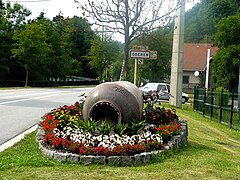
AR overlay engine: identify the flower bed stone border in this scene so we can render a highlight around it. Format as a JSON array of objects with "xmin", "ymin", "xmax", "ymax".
[{"xmin": 36, "ymin": 120, "xmax": 188, "ymax": 166}]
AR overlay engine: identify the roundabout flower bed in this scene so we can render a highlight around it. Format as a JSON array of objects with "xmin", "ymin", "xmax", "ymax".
[{"xmin": 36, "ymin": 101, "xmax": 188, "ymax": 166}]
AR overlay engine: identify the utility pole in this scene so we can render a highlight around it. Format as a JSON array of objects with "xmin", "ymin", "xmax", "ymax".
[{"xmin": 169, "ymin": 0, "xmax": 185, "ymax": 108}]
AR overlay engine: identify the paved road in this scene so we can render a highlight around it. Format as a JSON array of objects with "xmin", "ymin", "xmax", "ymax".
[{"xmin": 0, "ymin": 87, "xmax": 93, "ymax": 145}]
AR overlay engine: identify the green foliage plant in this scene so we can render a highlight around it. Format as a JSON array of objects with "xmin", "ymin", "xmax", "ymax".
[
  {"xmin": 126, "ymin": 119, "xmax": 146, "ymax": 136},
  {"xmin": 143, "ymin": 101, "xmax": 178, "ymax": 126},
  {"xmin": 211, "ymin": 13, "xmax": 240, "ymax": 90},
  {"xmin": 115, "ymin": 123, "xmax": 128, "ymax": 136},
  {"xmin": 82, "ymin": 118, "xmax": 99, "ymax": 134},
  {"xmin": 97, "ymin": 120, "xmax": 115, "ymax": 135}
]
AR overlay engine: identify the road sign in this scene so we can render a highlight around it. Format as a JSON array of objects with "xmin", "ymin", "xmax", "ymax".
[
  {"xmin": 138, "ymin": 59, "xmax": 144, "ymax": 64},
  {"xmin": 129, "ymin": 50, "xmax": 150, "ymax": 59},
  {"xmin": 149, "ymin": 51, "xmax": 157, "ymax": 59},
  {"xmin": 131, "ymin": 45, "xmax": 158, "ymax": 86},
  {"xmin": 133, "ymin": 45, "xmax": 148, "ymax": 50}
]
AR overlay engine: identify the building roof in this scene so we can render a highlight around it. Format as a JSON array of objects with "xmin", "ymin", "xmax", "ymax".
[{"xmin": 183, "ymin": 43, "xmax": 218, "ymax": 71}]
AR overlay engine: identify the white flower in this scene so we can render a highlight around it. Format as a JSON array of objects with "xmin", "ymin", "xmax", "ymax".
[
  {"xmin": 96, "ymin": 135, "xmax": 102, "ymax": 141},
  {"xmin": 103, "ymin": 135, "xmax": 109, "ymax": 140},
  {"xmin": 52, "ymin": 127, "xmax": 164, "ymax": 150}
]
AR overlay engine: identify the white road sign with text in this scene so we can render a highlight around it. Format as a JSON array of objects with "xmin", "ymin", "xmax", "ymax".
[{"xmin": 129, "ymin": 50, "xmax": 150, "ymax": 59}]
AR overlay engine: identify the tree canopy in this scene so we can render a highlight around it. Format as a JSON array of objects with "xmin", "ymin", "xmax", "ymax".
[
  {"xmin": 184, "ymin": 0, "xmax": 240, "ymax": 90},
  {"xmin": 211, "ymin": 13, "xmax": 240, "ymax": 90},
  {"xmin": 2, "ymin": 0, "xmax": 240, "ymax": 88},
  {"xmin": 0, "ymin": 2, "xmax": 103, "ymax": 84},
  {"xmin": 184, "ymin": 0, "xmax": 240, "ymax": 43},
  {"xmin": 131, "ymin": 28, "xmax": 173, "ymax": 84},
  {"xmin": 75, "ymin": 0, "xmax": 181, "ymax": 80},
  {"xmin": 86, "ymin": 35, "xmax": 122, "ymax": 81}
]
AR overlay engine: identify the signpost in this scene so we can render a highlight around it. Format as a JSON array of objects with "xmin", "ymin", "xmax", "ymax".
[
  {"xmin": 129, "ymin": 51, "xmax": 150, "ymax": 59},
  {"xmin": 129, "ymin": 46, "xmax": 157, "ymax": 85},
  {"xmin": 149, "ymin": 51, "xmax": 157, "ymax": 59},
  {"xmin": 138, "ymin": 59, "xmax": 144, "ymax": 64}
]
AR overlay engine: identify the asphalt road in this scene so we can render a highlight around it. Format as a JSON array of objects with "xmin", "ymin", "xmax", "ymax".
[{"xmin": 0, "ymin": 87, "xmax": 93, "ymax": 146}]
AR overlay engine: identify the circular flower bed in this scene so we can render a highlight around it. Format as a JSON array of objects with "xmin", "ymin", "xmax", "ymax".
[{"xmin": 38, "ymin": 100, "xmax": 183, "ymax": 159}]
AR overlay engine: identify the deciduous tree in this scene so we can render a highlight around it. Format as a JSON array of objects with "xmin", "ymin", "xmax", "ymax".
[
  {"xmin": 64, "ymin": 16, "xmax": 96, "ymax": 78},
  {"xmin": 128, "ymin": 28, "xmax": 172, "ymax": 84},
  {"xmin": 86, "ymin": 34, "xmax": 122, "ymax": 81},
  {"xmin": 0, "ymin": 2, "xmax": 31, "ymax": 81},
  {"xmin": 211, "ymin": 13, "xmax": 240, "ymax": 90},
  {"xmin": 75, "ymin": 0, "xmax": 180, "ymax": 80},
  {"xmin": 12, "ymin": 21, "xmax": 51, "ymax": 84}
]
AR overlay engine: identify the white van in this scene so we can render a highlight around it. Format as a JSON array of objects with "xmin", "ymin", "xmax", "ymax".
[{"xmin": 140, "ymin": 82, "xmax": 189, "ymax": 103}]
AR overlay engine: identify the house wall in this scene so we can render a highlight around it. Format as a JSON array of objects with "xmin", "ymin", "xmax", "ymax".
[{"xmin": 183, "ymin": 71, "xmax": 201, "ymax": 92}]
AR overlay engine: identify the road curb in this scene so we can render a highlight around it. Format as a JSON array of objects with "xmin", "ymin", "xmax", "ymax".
[{"xmin": 0, "ymin": 124, "xmax": 38, "ymax": 152}]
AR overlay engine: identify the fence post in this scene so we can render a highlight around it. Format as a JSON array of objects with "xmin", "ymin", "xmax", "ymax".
[
  {"xmin": 194, "ymin": 86, "xmax": 196, "ymax": 111},
  {"xmin": 219, "ymin": 88, "xmax": 223, "ymax": 123},
  {"xmin": 194, "ymin": 86, "xmax": 199, "ymax": 111},
  {"xmin": 203, "ymin": 88, "xmax": 206, "ymax": 116},
  {"xmin": 210, "ymin": 88, "xmax": 214, "ymax": 119},
  {"xmin": 230, "ymin": 91, "xmax": 234, "ymax": 128}
]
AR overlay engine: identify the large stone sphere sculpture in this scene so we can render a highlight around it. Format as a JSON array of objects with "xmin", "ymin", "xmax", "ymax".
[{"xmin": 82, "ymin": 81, "xmax": 144, "ymax": 125}]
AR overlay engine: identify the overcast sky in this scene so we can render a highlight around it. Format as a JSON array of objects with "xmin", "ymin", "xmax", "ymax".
[
  {"xmin": 5, "ymin": 0, "xmax": 200, "ymax": 42},
  {"xmin": 6, "ymin": 0, "xmax": 200, "ymax": 19},
  {"xmin": 5, "ymin": 0, "xmax": 83, "ymax": 19}
]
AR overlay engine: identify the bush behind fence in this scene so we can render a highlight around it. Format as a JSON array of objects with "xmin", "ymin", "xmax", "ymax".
[{"xmin": 194, "ymin": 87, "xmax": 240, "ymax": 130}]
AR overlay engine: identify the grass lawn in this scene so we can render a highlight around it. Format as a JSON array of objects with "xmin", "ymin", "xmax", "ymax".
[{"xmin": 1, "ymin": 104, "xmax": 240, "ymax": 179}]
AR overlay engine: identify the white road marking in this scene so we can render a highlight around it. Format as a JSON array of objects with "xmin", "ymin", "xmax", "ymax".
[
  {"xmin": 0, "ymin": 91, "xmax": 59, "ymax": 98},
  {"xmin": 0, "ymin": 91, "xmax": 81, "ymax": 105}
]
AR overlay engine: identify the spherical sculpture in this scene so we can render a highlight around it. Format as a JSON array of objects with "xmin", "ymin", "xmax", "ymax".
[{"xmin": 83, "ymin": 81, "xmax": 144, "ymax": 125}]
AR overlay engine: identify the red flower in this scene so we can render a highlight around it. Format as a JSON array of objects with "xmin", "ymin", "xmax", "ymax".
[
  {"xmin": 45, "ymin": 114, "xmax": 54, "ymax": 120},
  {"xmin": 53, "ymin": 120, "xmax": 58, "ymax": 125},
  {"xmin": 157, "ymin": 126, "xmax": 163, "ymax": 131},
  {"xmin": 44, "ymin": 132, "xmax": 54, "ymax": 144},
  {"xmin": 166, "ymin": 125, "xmax": 171, "ymax": 129},
  {"xmin": 176, "ymin": 123, "xmax": 181, "ymax": 128},
  {"xmin": 163, "ymin": 131, "xmax": 169, "ymax": 135},
  {"xmin": 105, "ymin": 148, "xmax": 110, "ymax": 157}
]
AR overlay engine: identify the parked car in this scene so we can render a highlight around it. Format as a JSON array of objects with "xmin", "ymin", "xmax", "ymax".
[{"xmin": 139, "ymin": 82, "xmax": 189, "ymax": 104}]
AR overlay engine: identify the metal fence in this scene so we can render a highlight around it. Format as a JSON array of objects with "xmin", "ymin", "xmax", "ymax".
[
  {"xmin": 0, "ymin": 80, "xmax": 99, "ymax": 87},
  {"xmin": 194, "ymin": 87, "xmax": 240, "ymax": 130}
]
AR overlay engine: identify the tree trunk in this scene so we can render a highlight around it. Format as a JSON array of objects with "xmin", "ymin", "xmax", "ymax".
[
  {"xmin": 119, "ymin": 0, "xmax": 130, "ymax": 81},
  {"xmin": 119, "ymin": 42, "xmax": 130, "ymax": 81}
]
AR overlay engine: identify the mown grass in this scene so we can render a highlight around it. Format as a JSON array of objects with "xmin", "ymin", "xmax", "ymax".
[{"xmin": 1, "ymin": 104, "xmax": 240, "ymax": 179}]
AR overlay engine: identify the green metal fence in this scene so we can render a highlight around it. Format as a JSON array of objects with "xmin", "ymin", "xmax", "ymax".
[{"xmin": 194, "ymin": 87, "xmax": 240, "ymax": 130}]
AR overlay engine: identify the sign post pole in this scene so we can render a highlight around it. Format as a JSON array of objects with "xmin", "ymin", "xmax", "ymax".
[
  {"xmin": 130, "ymin": 45, "xmax": 157, "ymax": 86},
  {"xmin": 134, "ymin": 58, "xmax": 138, "ymax": 85}
]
